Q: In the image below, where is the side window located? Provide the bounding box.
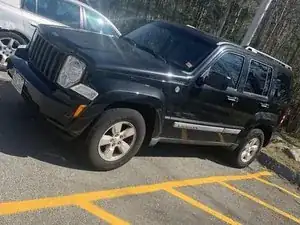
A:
[209,53,244,89]
[274,72,291,103]
[37,0,81,28]
[244,60,272,96]
[22,0,36,13]
[85,9,118,36]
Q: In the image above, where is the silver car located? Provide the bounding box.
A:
[0,0,121,69]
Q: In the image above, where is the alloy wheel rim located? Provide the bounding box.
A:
[0,37,20,67]
[98,121,137,162]
[240,137,260,163]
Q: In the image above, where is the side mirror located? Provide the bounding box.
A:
[201,71,230,91]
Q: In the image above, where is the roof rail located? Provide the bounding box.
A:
[186,24,197,29]
[217,41,241,48]
[245,46,292,71]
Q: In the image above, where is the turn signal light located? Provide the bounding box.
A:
[73,105,87,118]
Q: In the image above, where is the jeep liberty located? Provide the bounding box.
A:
[7,21,292,171]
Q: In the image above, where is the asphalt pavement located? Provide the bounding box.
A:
[0,71,299,225]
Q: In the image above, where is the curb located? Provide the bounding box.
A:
[257,152,300,186]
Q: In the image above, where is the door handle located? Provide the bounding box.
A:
[260,103,269,109]
[227,96,239,103]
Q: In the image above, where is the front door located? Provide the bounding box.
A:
[162,52,245,144]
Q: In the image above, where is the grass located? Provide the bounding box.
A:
[262,134,300,172]
[280,132,300,148]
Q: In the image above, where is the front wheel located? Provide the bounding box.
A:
[87,108,146,171]
[232,129,264,168]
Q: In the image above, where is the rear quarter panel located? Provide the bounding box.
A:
[0,0,64,41]
[0,1,25,36]
[21,9,66,41]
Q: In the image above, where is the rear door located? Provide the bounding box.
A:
[232,59,274,128]
[21,0,65,39]
[21,0,83,39]
[35,0,83,29]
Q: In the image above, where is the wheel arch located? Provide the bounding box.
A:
[105,102,164,143]
[84,101,165,146]
[237,117,275,147]
[255,124,273,147]
[0,29,30,43]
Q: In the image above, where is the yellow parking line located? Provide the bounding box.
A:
[78,201,129,225]
[255,177,300,200]
[165,188,241,225]
[219,182,300,224]
[0,171,271,216]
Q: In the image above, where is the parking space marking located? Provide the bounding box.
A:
[78,201,129,225]
[219,182,300,224]
[0,171,271,216]
[165,188,241,225]
[255,177,300,200]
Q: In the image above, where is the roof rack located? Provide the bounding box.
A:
[217,42,292,71]
[217,41,241,48]
[186,24,197,29]
[245,46,292,71]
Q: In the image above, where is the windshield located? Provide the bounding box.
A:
[123,23,215,71]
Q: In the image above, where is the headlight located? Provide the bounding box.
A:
[57,56,86,88]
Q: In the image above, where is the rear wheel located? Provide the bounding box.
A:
[87,108,146,171]
[232,129,264,168]
[0,31,27,70]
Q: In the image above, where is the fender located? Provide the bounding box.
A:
[88,77,167,138]
[0,3,31,41]
[236,111,278,144]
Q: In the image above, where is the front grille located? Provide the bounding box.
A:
[29,33,65,81]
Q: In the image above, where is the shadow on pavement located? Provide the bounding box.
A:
[137,144,232,167]
[0,81,232,171]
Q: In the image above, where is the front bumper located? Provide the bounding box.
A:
[6,52,101,137]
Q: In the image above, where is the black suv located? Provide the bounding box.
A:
[7,21,292,171]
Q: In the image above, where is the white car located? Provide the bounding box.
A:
[0,0,121,69]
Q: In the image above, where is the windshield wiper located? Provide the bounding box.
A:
[136,45,168,64]
[120,37,167,64]
[120,36,137,47]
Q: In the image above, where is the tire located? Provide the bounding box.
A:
[0,31,27,71]
[231,129,264,168]
[87,108,146,171]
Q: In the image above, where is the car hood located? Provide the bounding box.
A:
[39,25,180,77]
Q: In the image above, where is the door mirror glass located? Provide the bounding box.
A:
[204,71,230,91]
